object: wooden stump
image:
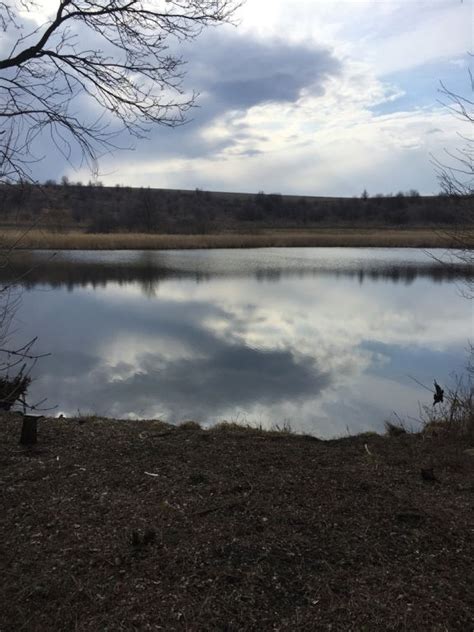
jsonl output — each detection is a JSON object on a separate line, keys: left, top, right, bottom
{"left": 20, "top": 415, "right": 43, "bottom": 445}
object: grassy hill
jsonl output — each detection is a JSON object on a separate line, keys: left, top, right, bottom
{"left": 1, "top": 182, "right": 472, "bottom": 235}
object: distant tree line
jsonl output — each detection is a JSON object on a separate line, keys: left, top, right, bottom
{"left": 2, "top": 253, "right": 471, "bottom": 292}
{"left": 0, "top": 181, "right": 471, "bottom": 234}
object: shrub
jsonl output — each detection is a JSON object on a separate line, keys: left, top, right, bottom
{"left": 421, "top": 373, "right": 473, "bottom": 439}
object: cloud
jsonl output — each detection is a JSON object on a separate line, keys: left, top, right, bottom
{"left": 371, "top": 58, "right": 472, "bottom": 116}
{"left": 94, "top": 25, "right": 470, "bottom": 195}
{"left": 89, "top": 343, "right": 330, "bottom": 421}
{"left": 41, "top": 350, "right": 98, "bottom": 378}
{"left": 365, "top": 2, "right": 473, "bottom": 74}
{"left": 194, "top": 32, "right": 340, "bottom": 110}
{"left": 27, "top": 28, "right": 340, "bottom": 183}
{"left": 11, "top": 247, "right": 472, "bottom": 433}
{"left": 28, "top": 286, "right": 331, "bottom": 421}
{"left": 6, "top": 1, "right": 471, "bottom": 195}
{"left": 47, "top": 29, "right": 340, "bottom": 182}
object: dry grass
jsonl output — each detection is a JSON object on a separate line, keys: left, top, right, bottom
{"left": 178, "top": 420, "right": 203, "bottom": 431}
{"left": 1, "top": 414, "right": 473, "bottom": 631}
{"left": 384, "top": 420, "right": 408, "bottom": 437}
{"left": 421, "top": 375, "right": 474, "bottom": 440}
{"left": 0, "top": 227, "right": 465, "bottom": 250}
{"left": 385, "top": 369, "right": 474, "bottom": 441}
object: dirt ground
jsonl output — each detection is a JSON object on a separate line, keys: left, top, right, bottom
{"left": 1, "top": 415, "right": 473, "bottom": 631}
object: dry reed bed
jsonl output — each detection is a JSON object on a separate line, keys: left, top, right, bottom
{"left": 1, "top": 415, "right": 473, "bottom": 631}
{"left": 0, "top": 228, "right": 465, "bottom": 250}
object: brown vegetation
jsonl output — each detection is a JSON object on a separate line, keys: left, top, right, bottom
{"left": 0, "top": 227, "right": 466, "bottom": 250}
{"left": 1, "top": 415, "right": 473, "bottom": 631}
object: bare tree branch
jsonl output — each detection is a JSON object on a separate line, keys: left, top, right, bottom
{"left": 431, "top": 65, "right": 474, "bottom": 298}
{"left": 0, "top": 0, "right": 241, "bottom": 182}
{"left": 432, "top": 66, "right": 474, "bottom": 198}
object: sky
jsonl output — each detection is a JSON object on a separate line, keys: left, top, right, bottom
{"left": 4, "top": 0, "right": 474, "bottom": 195}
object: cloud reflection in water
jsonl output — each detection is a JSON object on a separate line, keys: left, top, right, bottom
{"left": 8, "top": 248, "right": 472, "bottom": 437}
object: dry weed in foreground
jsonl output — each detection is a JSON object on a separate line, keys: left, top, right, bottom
{"left": 421, "top": 373, "right": 474, "bottom": 440}
{"left": 385, "top": 368, "right": 474, "bottom": 441}
{"left": 0, "top": 227, "right": 463, "bottom": 250}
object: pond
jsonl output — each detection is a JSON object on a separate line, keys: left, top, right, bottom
{"left": 3, "top": 247, "right": 472, "bottom": 438}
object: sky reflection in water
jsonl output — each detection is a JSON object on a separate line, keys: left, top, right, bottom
{"left": 9, "top": 248, "right": 473, "bottom": 438}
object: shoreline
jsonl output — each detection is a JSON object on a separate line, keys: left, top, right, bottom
{"left": 0, "top": 227, "right": 469, "bottom": 250}
{"left": 2, "top": 414, "right": 473, "bottom": 630}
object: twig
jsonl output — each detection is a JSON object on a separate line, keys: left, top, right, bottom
{"left": 194, "top": 499, "right": 247, "bottom": 517}
{"left": 408, "top": 375, "right": 435, "bottom": 394}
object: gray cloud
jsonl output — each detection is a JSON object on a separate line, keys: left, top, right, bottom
{"left": 18, "top": 285, "right": 330, "bottom": 420}
{"left": 39, "top": 30, "right": 341, "bottom": 180}
{"left": 8, "top": 21, "right": 341, "bottom": 183}
{"left": 214, "top": 74, "right": 306, "bottom": 108}
{"left": 41, "top": 350, "right": 98, "bottom": 378}
{"left": 195, "top": 33, "right": 340, "bottom": 110}
{"left": 91, "top": 344, "right": 329, "bottom": 420}
{"left": 235, "top": 148, "right": 263, "bottom": 157}
{"left": 107, "top": 31, "right": 341, "bottom": 168}
{"left": 154, "top": 32, "right": 340, "bottom": 155}
{"left": 35, "top": 327, "right": 330, "bottom": 422}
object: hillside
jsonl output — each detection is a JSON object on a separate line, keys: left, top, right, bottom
{"left": 0, "top": 182, "right": 472, "bottom": 234}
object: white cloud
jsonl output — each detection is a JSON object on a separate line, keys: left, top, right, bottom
{"left": 7, "top": 0, "right": 471, "bottom": 194}
{"left": 362, "top": 2, "right": 473, "bottom": 74}
{"left": 95, "top": 50, "right": 466, "bottom": 195}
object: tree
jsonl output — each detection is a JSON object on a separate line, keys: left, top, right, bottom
{"left": 431, "top": 68, "right": 473, "bottom": 297}
{"left": 433, "top": 72, "right": 473, "bottom": 198}
{"left": 0, "top": 0, "right": 240, "bottom": 182}
{"left": 0, "top": 1, "right": 240, "bottom": 424}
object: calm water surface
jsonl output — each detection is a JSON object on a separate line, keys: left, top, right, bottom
{"left": 7, "top": 248, "right": 473, "bottom": 438}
